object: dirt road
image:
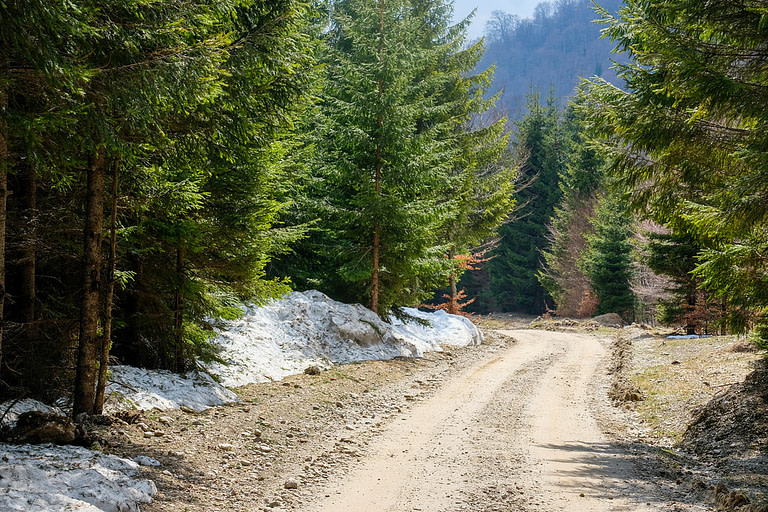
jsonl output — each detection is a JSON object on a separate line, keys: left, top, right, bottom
{"left": 128, "top": 327, "right": 713, "bottom": 512}
{"left": 298, "top": 329, "right": 695, "bottom": 512}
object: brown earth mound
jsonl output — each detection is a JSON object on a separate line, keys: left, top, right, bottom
{"left": 679, "top": 358, "right": 768, "bottom": 510}
{"left": 681, "top": 359, "right": 768, "bottom": 458}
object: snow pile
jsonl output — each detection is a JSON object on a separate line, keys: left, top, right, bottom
{"left": 0, "top": 399, "right": 63, "bottom": 428}
{"left": 205, "top": 290, "right": 482, "bottom": 387}
{"left": 98, "top": 290, "right": 480, "bottom": 409}
{"left": 0, "top": 443, "right": 156, "bottom": 512}
{"left": 104, "top": 291, "right": 480, "bottom": 408}
{"left": 390, "top": 307, "right": 481, "bottom": 349}
{"left": 106, "top": 366, "right": 238, "bottom": 413}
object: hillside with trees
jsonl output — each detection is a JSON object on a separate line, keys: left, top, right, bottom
{"left": 479, "top": 0, "right": 627, "bottom": 119}
{"left": 454, "top": 0, "right": 632, "bottom": 315}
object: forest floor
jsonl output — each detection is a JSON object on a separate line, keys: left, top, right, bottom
{"left": 88, "top": 316, "right": 768, "bottom": 512}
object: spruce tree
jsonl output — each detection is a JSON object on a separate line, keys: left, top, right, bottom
{"left": 411, "top": 0, "right": 514, "bottom": 313}
{"left": 283, "top": 0, "right": 512, "bottom": 315}
{"left": 580, "top": 192, "right": 636, "bottom": 321}
{"left": 538, "top": 97, "right": 605, "bottom": 316}
{"left": 116, "top": 0, "right": 316, "bottom": 373}
{"left": 68, "top": 0, "right": 248, "bottom": 415}
{"left": 475, "top": 91, "right": 562, "bottom": 314}
{"left": 0, "top": 0, "right": 94, "bottom": 396}
{"left": 324, "top": 0, "right": 446, "bottom": 314}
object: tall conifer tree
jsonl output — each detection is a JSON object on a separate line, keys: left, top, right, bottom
{"left": 473, "top": 91, "right": 562, "bottom": 314}
{"left": 116, "top": 0, "right": 316, "bottom": 373}
{"left": 538, "top": 98, "right": 605, "bottom": 316}
{"left": 580, "top": 192, "right": 636, "bottom": 321}
{"left": 69, "top": 0, "right": 242, "bottom": 416}
{"left": 291, "top": 0, "right": 512, "bottom": 315}
{"left": 411, "top": 0, "right": 515, "bottom": 313}
{"left": 0, "top": 0, "right": 93, "bottom": 394}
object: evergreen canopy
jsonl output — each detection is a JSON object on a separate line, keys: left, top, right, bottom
{"left": 580, "top": 0, "right": 768, "bottom": 330}
{"left": 0, "top": 0, "right": 317, "bottom": 412}
{"left": 480, "top": 92, "right": 561, "bottom": 314}
{"left": 282, "top": 0, "right": 513, "bottom": 315}
{"left": 537, "top": 97, "right": 606, "bottom": 316}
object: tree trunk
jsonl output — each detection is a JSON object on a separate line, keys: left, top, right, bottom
{"left": 371, "top": 137, "right": 382, "bottom": 313}
{"left": 371, "top": 223, "right": 380, "bottom": 313}
{"left": 0, "top": 48, "right": 10, "bottom": 385}
{"left": 94, "top": 160, "right": 118, "bottom": 414}
{"left": 0, "top": 78, "right": 7, "bottom": 384}
{"left": 73, "top": 147, "right": 105, "bottom": 417}
{"left": 174, "top": 245, "right": 185, "bottom": 372}
{"left": 685, "top": 291, "right": 697, "bottom": 335}
{"left": 18, "top": 164, "right": 36, "bottom": 325}
{"left": 447, "top": 247, "right": 457, "bottom": 315}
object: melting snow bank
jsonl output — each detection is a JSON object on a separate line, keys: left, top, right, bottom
{"left": 102, "top": 290, "right": 481, "bottom": 408}
{"left": 106, "top": 366, "right": 238, "bottom": 413}
{"left": 0, "top": 398, "right": 63, "bottom": 428}
{"left": 205, "top": 290, "right": 482, "bottom": 387}
{"left": 0, "top": 443, "right": 156, "bottom": 512}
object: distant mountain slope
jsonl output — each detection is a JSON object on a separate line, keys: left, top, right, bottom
{"left": 479, "top": 0, "right": 626, "bottom": 118}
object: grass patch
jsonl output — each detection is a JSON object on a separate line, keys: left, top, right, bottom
{"left": 627, "top": 335, "right": 760, "bottom": 446}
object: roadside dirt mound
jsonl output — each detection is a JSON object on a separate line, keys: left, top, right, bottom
{"left": 529, "top": 316, "right": 608, "bottom": 332}
{"left": 607, "top": 334, "right": 645, "bottom": 404}
{"left": 601, "top": 328, "right": 767, "bottom": 511}
{"left": 682, "top": 358, "right": 768, "bottom": 458}
{"left": 680, "top": 358, "right": 768, "bottom": 510}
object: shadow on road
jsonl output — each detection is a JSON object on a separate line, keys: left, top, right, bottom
{"left": 531, "top": 439, "right": 711, "bottom": 510}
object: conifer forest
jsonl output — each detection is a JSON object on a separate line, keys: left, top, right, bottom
{"left": 2, "top": 0, "right": 767, "bottom": 415}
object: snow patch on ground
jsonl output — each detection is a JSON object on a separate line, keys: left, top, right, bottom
{"left": 106, "top": 366, "right": 238, "bottom": 413}
{"left": 0, "top": 443, "right": 156, "bottom": 512}
{"left": 0, "top": 398, "right": 63, "bottom": 428}
{"left": 390, "top": 307, "right": 481, "bottom": 350}
{"left": 104, "top": 290, "right": 481, "bottom": 406}
{"left": 205, "top": 290, "right": 482, "bottom": 388}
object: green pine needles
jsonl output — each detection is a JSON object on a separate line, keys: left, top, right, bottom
{"left": 580, "top": 0, "right": 768, "bottom": 334}
{"left": 1, "top": 0, "right": 317, "bottom": 412}
{"left": 580, "top": 192, "right": 636, "bottom": 321}
{"left": 281, "top": 0, "right": 513, "bottom": 315}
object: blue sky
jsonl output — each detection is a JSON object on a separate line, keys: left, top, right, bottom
{"left": 452, "top": 0, "right": 543, "bottom": 39}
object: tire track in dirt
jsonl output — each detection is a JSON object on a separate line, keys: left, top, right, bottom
{"left": 299, "top": 329, "right": 698, "bottom": 512}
